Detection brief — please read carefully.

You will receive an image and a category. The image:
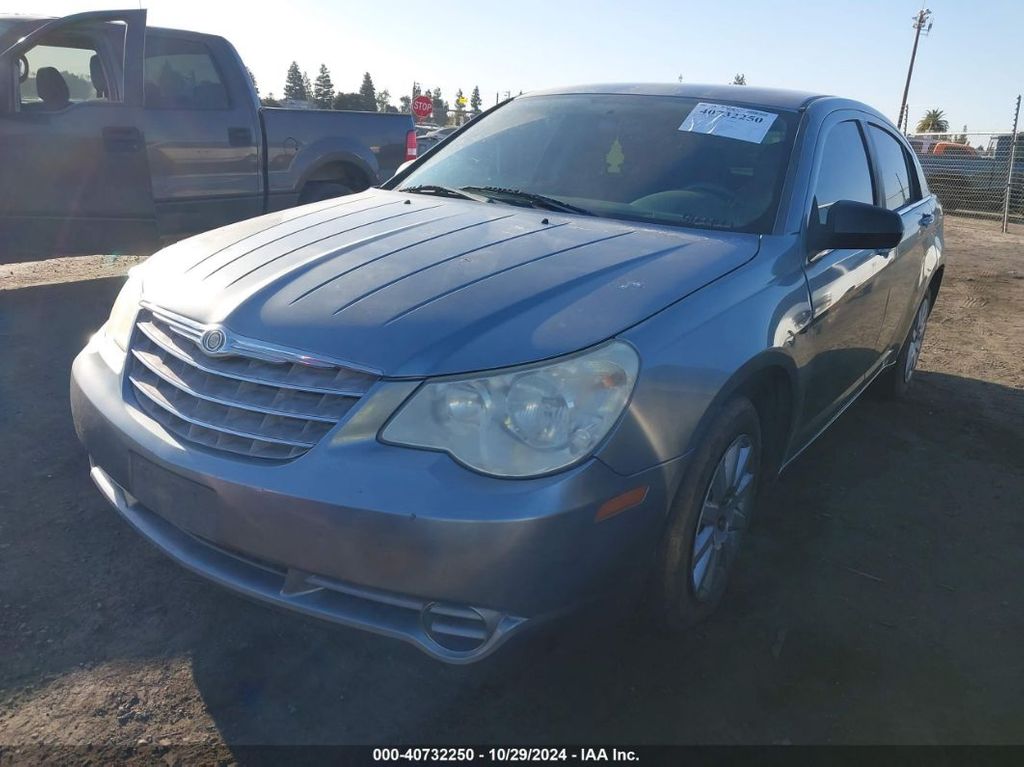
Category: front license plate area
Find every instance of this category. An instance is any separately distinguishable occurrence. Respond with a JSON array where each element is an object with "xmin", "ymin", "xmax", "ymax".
[{"xmin": 129, "ymin": 453, "xmax": 220, "ymax": 541}]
